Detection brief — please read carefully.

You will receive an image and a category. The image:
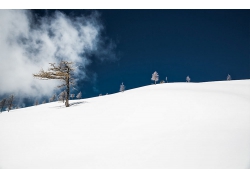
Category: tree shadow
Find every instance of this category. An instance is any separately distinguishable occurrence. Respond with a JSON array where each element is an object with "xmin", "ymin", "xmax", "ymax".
[
  {"xmin": 69, "ymin": 101, "xmax": 88, "ymax": 107},
  {"xmin": 51, "ymin": 101, "xmax": 88, "ymax": 109}
]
